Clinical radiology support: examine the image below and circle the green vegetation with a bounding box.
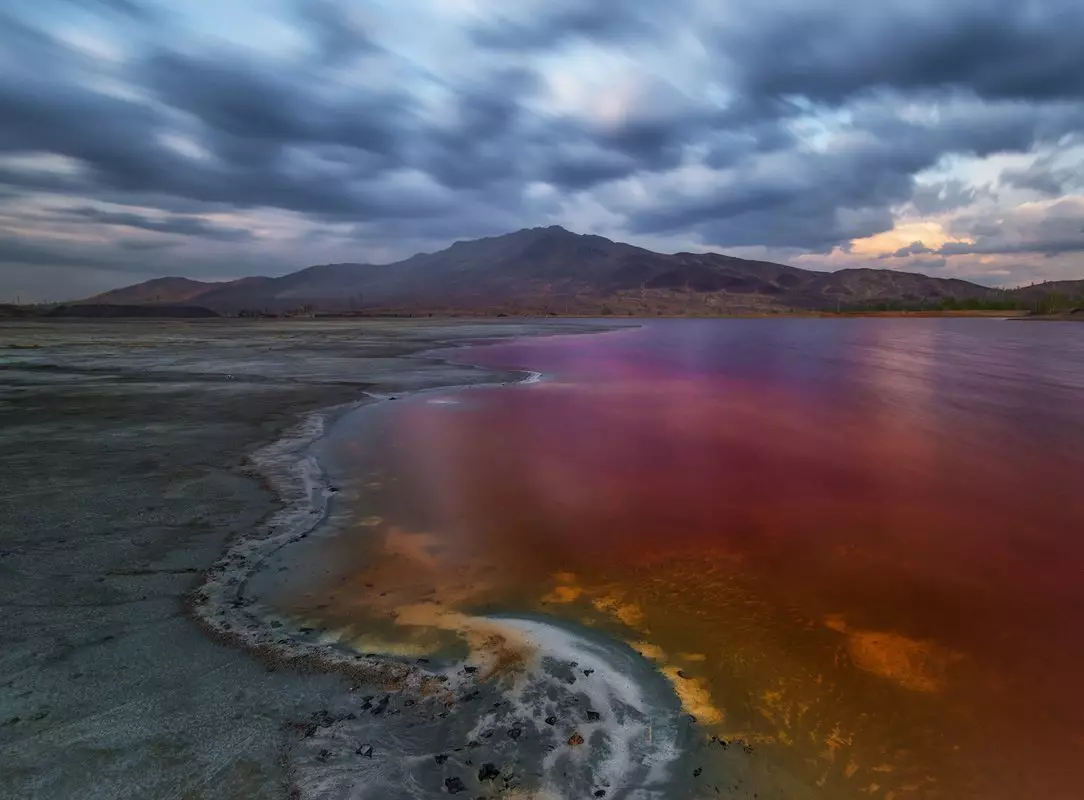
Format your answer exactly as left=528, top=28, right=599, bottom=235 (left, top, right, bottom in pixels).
left=839, top=289, right=1084, bottom=314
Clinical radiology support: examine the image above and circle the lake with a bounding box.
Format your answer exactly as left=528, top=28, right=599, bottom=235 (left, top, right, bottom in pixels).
left=277, top=318, right=1084, bottom=799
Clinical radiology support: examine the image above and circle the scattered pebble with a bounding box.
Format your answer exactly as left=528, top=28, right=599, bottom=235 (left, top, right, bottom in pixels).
left=444, top=776, right=466, bottom=794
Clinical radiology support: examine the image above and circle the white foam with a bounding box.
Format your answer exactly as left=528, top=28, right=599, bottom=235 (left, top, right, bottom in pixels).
left=468, top=616, right=680, bottom=799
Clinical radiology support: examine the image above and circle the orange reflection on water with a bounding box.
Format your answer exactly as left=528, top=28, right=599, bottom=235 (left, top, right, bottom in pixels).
left=293, top=322, right=1084, bottom=799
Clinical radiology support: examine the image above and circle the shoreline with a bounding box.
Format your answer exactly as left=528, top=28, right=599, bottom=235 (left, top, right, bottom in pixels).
left=185, top=319, right=638, bottom=676
left=186, top=351, right=559, bottom=694
left=0, top=318, right=627, bottom=799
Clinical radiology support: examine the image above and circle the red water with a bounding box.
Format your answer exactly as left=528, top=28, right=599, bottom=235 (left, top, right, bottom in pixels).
left=304, top=319, right=1084, bottom=798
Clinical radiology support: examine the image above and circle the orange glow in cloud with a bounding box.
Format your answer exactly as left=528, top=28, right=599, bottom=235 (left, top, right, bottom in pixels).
left=848, top=221, right=967, bottom=257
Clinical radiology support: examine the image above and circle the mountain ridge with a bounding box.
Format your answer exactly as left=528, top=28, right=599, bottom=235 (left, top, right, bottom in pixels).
left=80, top=226, right=1084, bottom=315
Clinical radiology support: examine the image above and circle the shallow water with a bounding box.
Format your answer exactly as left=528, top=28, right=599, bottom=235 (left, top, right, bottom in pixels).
left=277, top=319, right=1084, bottom=799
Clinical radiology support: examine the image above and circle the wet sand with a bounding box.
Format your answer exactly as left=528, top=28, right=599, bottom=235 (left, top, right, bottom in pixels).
left=0, top=318, right=623, bottom=799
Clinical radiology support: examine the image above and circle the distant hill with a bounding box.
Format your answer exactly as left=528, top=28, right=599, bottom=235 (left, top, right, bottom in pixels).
left=83, top=276, right=270, bottom=306
left=77, top=226, right=1084, bottom=315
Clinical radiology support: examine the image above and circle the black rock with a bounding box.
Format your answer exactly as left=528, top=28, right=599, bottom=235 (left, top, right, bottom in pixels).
left=356, top=744, right=373, bottom=758
left=586, top=711, right=601, bottom=722
left=694, top=767, right=702, bottom=777
left=445, top=776, right=466, bottom=794
left=508, top=727, right=522, bottom=740
left=544, top=716, right=557, bottom=726
left=435, top=754, right=449, bottom=764
left=463, top=665, right=478, bottom=674
left=317, top=749, right=331, bottom=763
left=594, top=791, right=607, bottom=798
left=478, top=763, right=500, bottom=782
left=583, top=668, right=594, bottom=677
left=372, top=696, right=390, bottom=716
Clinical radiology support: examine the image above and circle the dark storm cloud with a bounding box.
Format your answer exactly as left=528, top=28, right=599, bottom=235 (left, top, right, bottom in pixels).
left=883, top=241, right=934, bottom=258
left=1000, top=154, right=1082, bottom=197
left=293, top=0, right=380, bottom=64
left=910, top=180, right=986, bottom=215
left=117, top=239, right=180, bottom=251
left=55, top=206, right=253, bottom=241
left=1, top=0, right=1083, bottom=281
left=719, top=0, right=1084, bottom=104
left=468, top=4, right=644, bottom=51
left=628, top=97, right=1084, bottom=249
left=144, top=51, right=407, bottom=157
left=0, top=236, right=126, bottom=269
left=940, top=201, right=1084, bottom=256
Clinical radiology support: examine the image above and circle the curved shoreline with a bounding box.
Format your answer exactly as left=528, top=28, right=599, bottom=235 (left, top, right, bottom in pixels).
left=186, top=355, right=553, bottom=693
left=185, top=324, right=638, bottom=692
left=180, top=322, right=714, bottom=799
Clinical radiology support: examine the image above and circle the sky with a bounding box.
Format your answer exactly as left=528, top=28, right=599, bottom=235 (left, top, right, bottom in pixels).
left=2, top=0, right=1083, bottom=302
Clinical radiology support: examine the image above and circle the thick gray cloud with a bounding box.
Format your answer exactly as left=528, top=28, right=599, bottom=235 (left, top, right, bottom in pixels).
left=909, top=256, right=948, bottom=270
left=1, top=0, right=1083, bottom=300
left=941, top=200, right=1084, bottom=256
left=1001, top=154, right=1083, bottom=197
left=883, top=241, right=934, bottom=258
left=910, top=180, right=987, bottom=215
left=54, top=206, right=253, bottom=241
left=718, top=0, right=1084, bottom=104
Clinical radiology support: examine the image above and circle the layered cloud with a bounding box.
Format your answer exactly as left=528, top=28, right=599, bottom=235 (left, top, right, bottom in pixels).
left=1, top=0, right=1082, bottom=300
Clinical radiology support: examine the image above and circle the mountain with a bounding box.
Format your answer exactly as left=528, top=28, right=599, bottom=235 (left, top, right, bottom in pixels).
left=79, top=226, right=1084, bottom=315
left=83, top=276, right=270, bottom=306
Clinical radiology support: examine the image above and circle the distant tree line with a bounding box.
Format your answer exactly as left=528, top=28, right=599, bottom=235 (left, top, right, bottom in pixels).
left=839, top=290, right=1084, bottom=314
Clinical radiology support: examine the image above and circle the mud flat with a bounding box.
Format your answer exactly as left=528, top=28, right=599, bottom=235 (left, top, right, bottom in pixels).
left=0, top=318, right=626, bottom=799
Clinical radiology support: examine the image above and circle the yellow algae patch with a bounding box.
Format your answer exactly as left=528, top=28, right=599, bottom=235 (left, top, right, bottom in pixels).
left=359, top=515, right=384, bottom=527
left=382, top=527, right=440, bottom=568
left=542, top=584, right=583, bottom=604
left=393, top=602, right=535, bottom=678
left=824, top=614, right=849, bottom=634
left=592, top=593, right=645, bottom=627
left=349, top=634, right=438, bottom=659
left=844, top=761, right=860, bottom=779
left=625, top=640, right=725, bottom=724
left=825, top=615, right=956, bottom=693
left=678, top=652, right=707, bottom=662
left=629, top=640, right=667, bottom=662
left=821, top=724, right=854, bottom=762
left=662, top=666, right=725, bottom=724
